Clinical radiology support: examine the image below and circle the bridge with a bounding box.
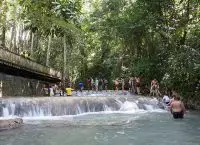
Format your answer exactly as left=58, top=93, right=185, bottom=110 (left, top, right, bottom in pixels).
left=0, top=48, right=62, bottom=97
left=0, top=48, right=62, bottom=83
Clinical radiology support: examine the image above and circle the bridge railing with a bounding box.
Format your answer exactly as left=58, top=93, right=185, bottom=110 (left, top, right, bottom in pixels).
left=0, top=48, right=61, bottom=80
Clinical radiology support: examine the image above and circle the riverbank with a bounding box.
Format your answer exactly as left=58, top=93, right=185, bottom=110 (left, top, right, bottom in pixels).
left=0, top=118, right=23, bottom=131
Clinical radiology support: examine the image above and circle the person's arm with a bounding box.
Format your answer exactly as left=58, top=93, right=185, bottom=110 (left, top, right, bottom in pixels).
left=169, top=102, right=173, bottom=114
left=157, top=83, right=160, bottom=89
left=181, top=102, right=186, bottom=113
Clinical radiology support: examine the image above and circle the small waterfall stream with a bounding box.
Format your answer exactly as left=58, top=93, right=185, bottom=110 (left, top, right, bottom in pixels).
left=0, top=96, right=165, bottom=117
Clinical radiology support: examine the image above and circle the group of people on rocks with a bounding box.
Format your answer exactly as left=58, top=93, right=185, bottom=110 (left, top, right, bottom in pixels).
left=77, top=77, right=142, bottom=94
left=43, top=77, right=165, bottom=98
left=84, top=78, right=108, bottom=92
left=42, top=77, right=186, bottom=119
left=45, top=77, right=162, bottom=96
left=113, top=77, right=141, bottom=94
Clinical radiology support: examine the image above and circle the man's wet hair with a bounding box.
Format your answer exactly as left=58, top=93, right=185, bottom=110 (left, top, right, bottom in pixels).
left=173, top=95, right=180, bottom=101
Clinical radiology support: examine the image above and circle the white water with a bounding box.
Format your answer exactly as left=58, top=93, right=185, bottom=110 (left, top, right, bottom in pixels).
left=0, top=91, right=166, bottom=120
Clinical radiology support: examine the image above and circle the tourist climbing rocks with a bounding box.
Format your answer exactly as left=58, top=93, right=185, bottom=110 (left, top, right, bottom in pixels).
left=66, top=86, right=73, bottom=96
left=135, top=77, right=141, bottom=95
left=87, top=78, right=91, bottom=91
left=99, top=79, right=103, bottom=91
left=78, top=81, right=84, bottom=92
left=49, top=85, right=54, bottom=96
left=95, top=78, right=99, bottom=91
left=91, top=78, right=95, bottom=91
left=103, top=79, right=108, bottom=91
left=115, top=79, right=119, bottom=91
left=121, top=78, right=125, bottom=92
left=150, top=79, right=161, bottom=96
left=129, top=77, right=135, bottom=94
left=169, top=95, right=186, bottom=119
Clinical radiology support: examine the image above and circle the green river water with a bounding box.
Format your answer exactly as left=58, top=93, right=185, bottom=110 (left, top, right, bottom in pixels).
left=0, top=111, right=200, bottom=145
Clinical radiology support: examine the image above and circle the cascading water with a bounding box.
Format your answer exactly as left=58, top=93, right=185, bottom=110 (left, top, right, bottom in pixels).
left=0, top=95, right=165, bottom=118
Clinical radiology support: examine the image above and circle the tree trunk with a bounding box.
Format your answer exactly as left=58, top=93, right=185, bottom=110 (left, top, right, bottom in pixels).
left=13, top=24, right=17, bottom=53
left=1, top=1, right=6, bottom=48
left=9, top=25, right=14, bottom=50
left=30, top=32, right=34, bottom=56
left=18, top=23, right=24, bottom=51
left=46, top=34, right=51, bottom=66
left=63, top=34, right=67, bottom=89
left=1, top=26, right=6, bottom=48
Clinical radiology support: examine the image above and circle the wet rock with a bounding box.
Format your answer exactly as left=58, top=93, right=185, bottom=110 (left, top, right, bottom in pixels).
left=0, top=118, right=23, bottom=131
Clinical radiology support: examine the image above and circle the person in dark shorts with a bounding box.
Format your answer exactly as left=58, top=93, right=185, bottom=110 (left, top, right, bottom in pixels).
left=78, top=82, right=84, bottom=92
left=170, top=95, right=186, bottom=119
left=103, top=79, right=108, bottom=91
left=114, top=79, right=119, bottom=91
left=135, top=77, right=141, bottom=95
left=99, top=79, right=103, bottom=91
left=87, top=78, right=91, bottom=91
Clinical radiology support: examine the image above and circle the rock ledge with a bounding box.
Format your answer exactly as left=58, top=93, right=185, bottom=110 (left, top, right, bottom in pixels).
left=0, top=118, right=23, bottom=131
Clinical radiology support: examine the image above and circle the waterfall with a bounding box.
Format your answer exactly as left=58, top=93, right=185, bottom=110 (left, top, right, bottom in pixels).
left=0, top=96, right=165, bottom=117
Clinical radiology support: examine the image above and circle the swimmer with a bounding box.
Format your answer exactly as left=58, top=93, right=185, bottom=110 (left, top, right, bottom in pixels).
left=170, top=95, right=186, bottom=119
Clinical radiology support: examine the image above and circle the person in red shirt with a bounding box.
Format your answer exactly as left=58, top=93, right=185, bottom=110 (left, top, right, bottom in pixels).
left=87, top=78, right=91, bottom=91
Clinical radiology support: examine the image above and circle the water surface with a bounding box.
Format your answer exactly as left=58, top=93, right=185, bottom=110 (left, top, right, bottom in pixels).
left=1, top=111, right=200, bottom=145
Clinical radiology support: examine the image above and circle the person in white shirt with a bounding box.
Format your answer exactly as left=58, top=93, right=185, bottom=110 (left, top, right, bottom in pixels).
left=163, top=94, right=170, bottom=105
left=49, top=86, right=54, bottom=97
left=95, top=78, right=99, bottom=92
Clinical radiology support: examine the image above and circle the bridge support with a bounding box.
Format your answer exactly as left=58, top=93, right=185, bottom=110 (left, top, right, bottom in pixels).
left=0, top=48, right=62, bottom=97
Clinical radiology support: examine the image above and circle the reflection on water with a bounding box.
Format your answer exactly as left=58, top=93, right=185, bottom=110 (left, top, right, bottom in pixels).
left=0, top=112, right=200, bottom=145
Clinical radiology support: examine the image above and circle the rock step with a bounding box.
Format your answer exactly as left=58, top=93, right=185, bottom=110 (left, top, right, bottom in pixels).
left=0, top=118, right=23, bottom=131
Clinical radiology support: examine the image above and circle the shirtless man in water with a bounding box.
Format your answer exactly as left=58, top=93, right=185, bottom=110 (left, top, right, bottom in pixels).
left=170, top=95, right=186, bottom=119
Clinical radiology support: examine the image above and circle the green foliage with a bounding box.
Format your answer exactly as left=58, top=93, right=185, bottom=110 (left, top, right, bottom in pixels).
left=83, top=0, right=200, bottom=97
left=0, top=0, right=200, bottom=98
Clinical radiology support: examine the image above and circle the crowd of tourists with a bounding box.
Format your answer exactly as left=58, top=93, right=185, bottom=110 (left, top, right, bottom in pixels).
left=74, top=77, right=186, bottom=119
left=76, top=77, right=161, bottom=96
left=41, top=76, right=186, bottom=119
left=43, top=77, right=163, bottom=97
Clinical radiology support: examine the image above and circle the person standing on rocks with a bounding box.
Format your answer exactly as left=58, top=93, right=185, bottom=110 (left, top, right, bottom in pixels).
left=87, top=78, right=91, bottom=91
left=135, top=77, right=141, bottom=95
left=103, top=79, right=108, bottom=92
left=121, top=78, right=125, bottom=92
left=99, top=79, right=103, bottom=91
left=95, top=78, right=99, bottom=92
left=115, top=79, right=119, bottom=92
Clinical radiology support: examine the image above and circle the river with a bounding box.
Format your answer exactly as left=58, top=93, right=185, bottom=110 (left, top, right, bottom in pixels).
left=0, top=111, right=200, bottom=145
left=0, top=92, right=200, bottom=145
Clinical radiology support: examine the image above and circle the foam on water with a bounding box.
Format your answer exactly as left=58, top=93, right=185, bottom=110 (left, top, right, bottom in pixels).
left=0, top=91, right=166, bottom=120
left=22, top=109, right=166, bottom=123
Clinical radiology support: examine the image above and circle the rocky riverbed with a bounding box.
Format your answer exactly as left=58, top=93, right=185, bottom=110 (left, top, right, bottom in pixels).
left=0, top=118, right=23, bottom=131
